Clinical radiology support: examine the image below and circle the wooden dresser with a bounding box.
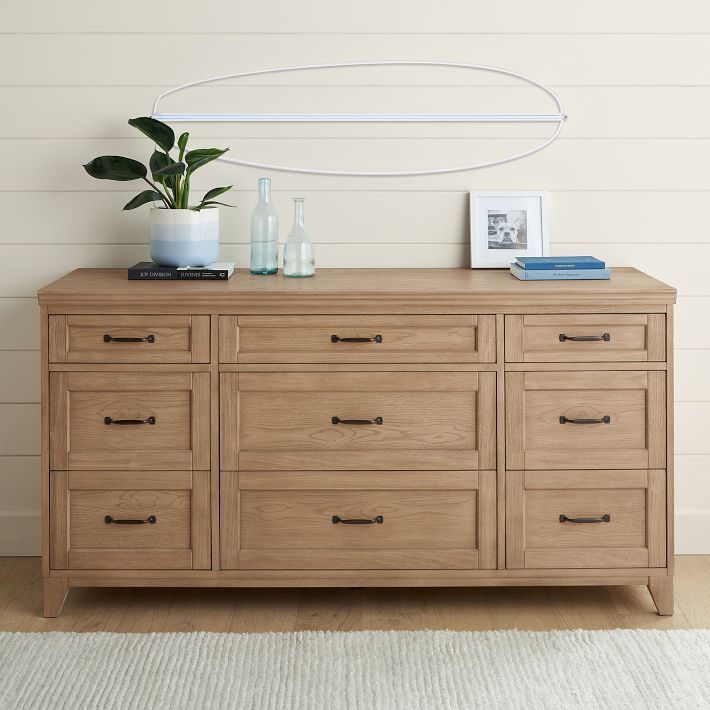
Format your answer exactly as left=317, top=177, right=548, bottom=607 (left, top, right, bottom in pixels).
left=37, top=267, right=677, bottom=617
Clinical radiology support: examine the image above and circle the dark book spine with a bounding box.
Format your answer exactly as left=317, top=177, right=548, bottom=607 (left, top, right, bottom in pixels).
left=128, top=269, right=179, bottom=280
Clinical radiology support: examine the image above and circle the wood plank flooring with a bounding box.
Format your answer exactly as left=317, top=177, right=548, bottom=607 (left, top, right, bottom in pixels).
left=1, top=557, right=709, bottom=632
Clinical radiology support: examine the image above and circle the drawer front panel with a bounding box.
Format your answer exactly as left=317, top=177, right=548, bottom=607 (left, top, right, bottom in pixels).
left=222, top=371, right=496, bottom=471
left=221, top=470, right=496, bottom=570
left=506, top=469, right=666, bottom=569
left=49, top=470, right=210, bottom=570
left=49, top=315, right=210, bottom=364
left=506, top=371, right=666, bottom=470
left=49, top=372, right=210, bottom=470
left=219, top=315, right=496, bottom=363
left=505, top=314, right=665, bottom=362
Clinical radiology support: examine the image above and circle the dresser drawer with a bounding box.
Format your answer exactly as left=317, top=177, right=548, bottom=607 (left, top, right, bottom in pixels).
left=505, top=314, right=665, bottom=363
left=221, top=371, right=496, bottom=471
left=49, top=372, right=210, bottom=470
left=219, top=315, right=496, bottom=363
left=49, top=470, right=210, bottom=569
left=49, top=315, right=210, bottom=363
left=221, top=470, right=496, bottom=569
left=506, top=470, right=666, bottom=569
left=506, top=371, right=666, bottom=470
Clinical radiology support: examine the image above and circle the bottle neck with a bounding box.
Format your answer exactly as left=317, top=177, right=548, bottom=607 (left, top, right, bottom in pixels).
left=257, top=179, right=271, bottom=203
left=293, top=199, right=305, bottom=226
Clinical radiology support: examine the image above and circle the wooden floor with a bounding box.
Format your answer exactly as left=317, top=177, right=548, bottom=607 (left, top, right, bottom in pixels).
left=1, top=557, right=709, bottom=632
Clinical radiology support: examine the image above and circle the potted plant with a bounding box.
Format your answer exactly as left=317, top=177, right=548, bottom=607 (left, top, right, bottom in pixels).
left=83, top=117, right=233, bottom=267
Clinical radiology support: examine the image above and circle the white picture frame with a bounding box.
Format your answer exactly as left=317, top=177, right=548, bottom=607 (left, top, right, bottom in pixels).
left=469, top=191, right=549, bottom=268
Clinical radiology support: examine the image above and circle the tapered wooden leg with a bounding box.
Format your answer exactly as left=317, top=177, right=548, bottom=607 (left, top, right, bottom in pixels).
left=648, top=575, right=674, bottom=616
left=43, top=577, right=69, bottom=618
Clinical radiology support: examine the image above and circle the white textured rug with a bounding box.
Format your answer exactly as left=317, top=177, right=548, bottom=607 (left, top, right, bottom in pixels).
left=1, top=630, right=709, bottom=709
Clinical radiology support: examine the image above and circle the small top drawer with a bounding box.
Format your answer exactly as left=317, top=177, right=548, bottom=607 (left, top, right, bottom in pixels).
left=49, top=315, right=210, bottom=363
left=219, top=315, right=496, bottom=363
left=505, top=314, right=665, bottom=362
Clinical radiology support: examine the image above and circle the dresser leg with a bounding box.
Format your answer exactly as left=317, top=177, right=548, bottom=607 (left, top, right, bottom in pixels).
left=43, top=577, right=69, bottom=618
left=648, top=575, right=674, bottom=616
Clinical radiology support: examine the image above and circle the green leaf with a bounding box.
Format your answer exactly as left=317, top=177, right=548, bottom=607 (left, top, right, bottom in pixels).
left=83, top=156, right=147, bottom=181
left=177, top=132, right=189, bottom=161
left=195, top=200, right=234, bottom=210
left=122, top=190, right=164, bottom=210
left=202, top=185, right=232, bottom=202
left=185, top=147, right=228, bottom=174
left=153, top=161, right=185, bottom=177
left=128, top=117, right=175, bottom=153
left=149, top=150, right=170, bottom=176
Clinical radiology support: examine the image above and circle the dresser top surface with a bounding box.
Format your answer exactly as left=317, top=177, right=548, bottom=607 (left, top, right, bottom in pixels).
left=37, top=267, right=676, bottom=308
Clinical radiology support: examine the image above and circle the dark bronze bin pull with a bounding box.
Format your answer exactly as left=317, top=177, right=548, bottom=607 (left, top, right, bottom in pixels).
left=332, top=416, right=383, bottom=425
left=104, top=416, right=156, bottom=426
left=559, top=416, right=611, bottom=425
left=105, top=515, right=157, bottom=525
left=331, top=334, right=383, bottom=343
left=332, top=515, right=384, bottom=525
left=559, top=514, right=611, bottom=524
left=559, top=333, right=610, bottom=342
left=104, top=334, right=155, bottom=343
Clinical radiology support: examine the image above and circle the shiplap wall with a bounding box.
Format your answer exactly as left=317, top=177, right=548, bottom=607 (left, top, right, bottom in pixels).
left=1, top=0, right=708, bottom=553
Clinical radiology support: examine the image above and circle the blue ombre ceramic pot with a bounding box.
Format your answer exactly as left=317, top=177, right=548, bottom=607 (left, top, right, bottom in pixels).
left=149, top=208, right=220, bottom=267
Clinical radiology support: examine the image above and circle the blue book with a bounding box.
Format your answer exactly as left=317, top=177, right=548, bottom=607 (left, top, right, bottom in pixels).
left=515, top=256, right=605, bottom=270
left=510, top=264, right=611, bottom=281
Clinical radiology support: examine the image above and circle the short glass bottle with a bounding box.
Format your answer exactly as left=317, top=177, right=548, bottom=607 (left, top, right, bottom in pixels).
left=250, top=177, right=279, bottom=274
left=283, top=198, right=315, bottom=278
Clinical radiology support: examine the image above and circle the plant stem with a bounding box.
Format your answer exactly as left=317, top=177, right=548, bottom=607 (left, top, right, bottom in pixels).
left=142, top=177, right=172, bottom=209
left=182, top=173, right=191, bottom=209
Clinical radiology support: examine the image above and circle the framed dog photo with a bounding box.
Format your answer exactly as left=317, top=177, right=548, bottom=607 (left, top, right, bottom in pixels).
left=469, top=191, right=549, bottom=268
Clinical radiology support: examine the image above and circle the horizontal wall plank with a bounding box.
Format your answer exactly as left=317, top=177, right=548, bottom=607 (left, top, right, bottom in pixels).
left=0, top=352, right=40, bottom=402
left=0, top=513, right=41, bottom=556
left=0, top=300, right=39, bottom=350
left=0, top=405, right=39, bottom=455
left=0, top=35, right=708, bottom=86
left=3, top=87, right=710, bottom=139
left=2, top=191, right=706, bottom=247
left=676, top=351, right=710, bottom=402
left=676, top=298, right=710, bottom=349
left=676, top=403, right=710, bottom=455
left=675, top=455, right=710, bottom=507
left=676, top=508, right=710, bottom=555
left=4, top=0, right=710, bottom=33
left=0, top=456, right=40, bottom=510
left=3, top=139, right=709, bottom=191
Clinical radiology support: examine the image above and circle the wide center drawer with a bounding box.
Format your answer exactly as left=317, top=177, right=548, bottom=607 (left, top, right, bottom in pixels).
left=49, top=470, right=210, bottom=570
left=49, top=372, right=210, bottom=470
left=221, top=470, right=496, bottom=570
left=49, top=315, right=210, bottom=364
left=219, top=315, right=496, bottom=363
left=221, top=371, right=496, bottom=470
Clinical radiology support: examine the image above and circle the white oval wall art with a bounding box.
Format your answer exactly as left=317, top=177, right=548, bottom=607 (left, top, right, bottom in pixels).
left=151, top=61, right=567, bottom=177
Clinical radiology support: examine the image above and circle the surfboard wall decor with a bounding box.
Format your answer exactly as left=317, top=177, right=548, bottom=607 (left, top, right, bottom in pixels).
left=151, top=61, right=567, bottom=177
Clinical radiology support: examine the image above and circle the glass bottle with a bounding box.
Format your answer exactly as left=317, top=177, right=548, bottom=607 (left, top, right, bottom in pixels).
left=283, top=198, right=315, bottom=277
left=250, top=177, right=279, bottom=274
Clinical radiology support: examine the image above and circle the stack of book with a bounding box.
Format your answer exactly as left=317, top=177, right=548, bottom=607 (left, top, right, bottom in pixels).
left=510, top=256, right=610, bottom=281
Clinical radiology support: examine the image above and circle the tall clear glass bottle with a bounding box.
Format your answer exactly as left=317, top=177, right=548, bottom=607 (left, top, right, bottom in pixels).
left=283, top=198, right=315, bottom=277
left=250, top=177, right=279, bottom=274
